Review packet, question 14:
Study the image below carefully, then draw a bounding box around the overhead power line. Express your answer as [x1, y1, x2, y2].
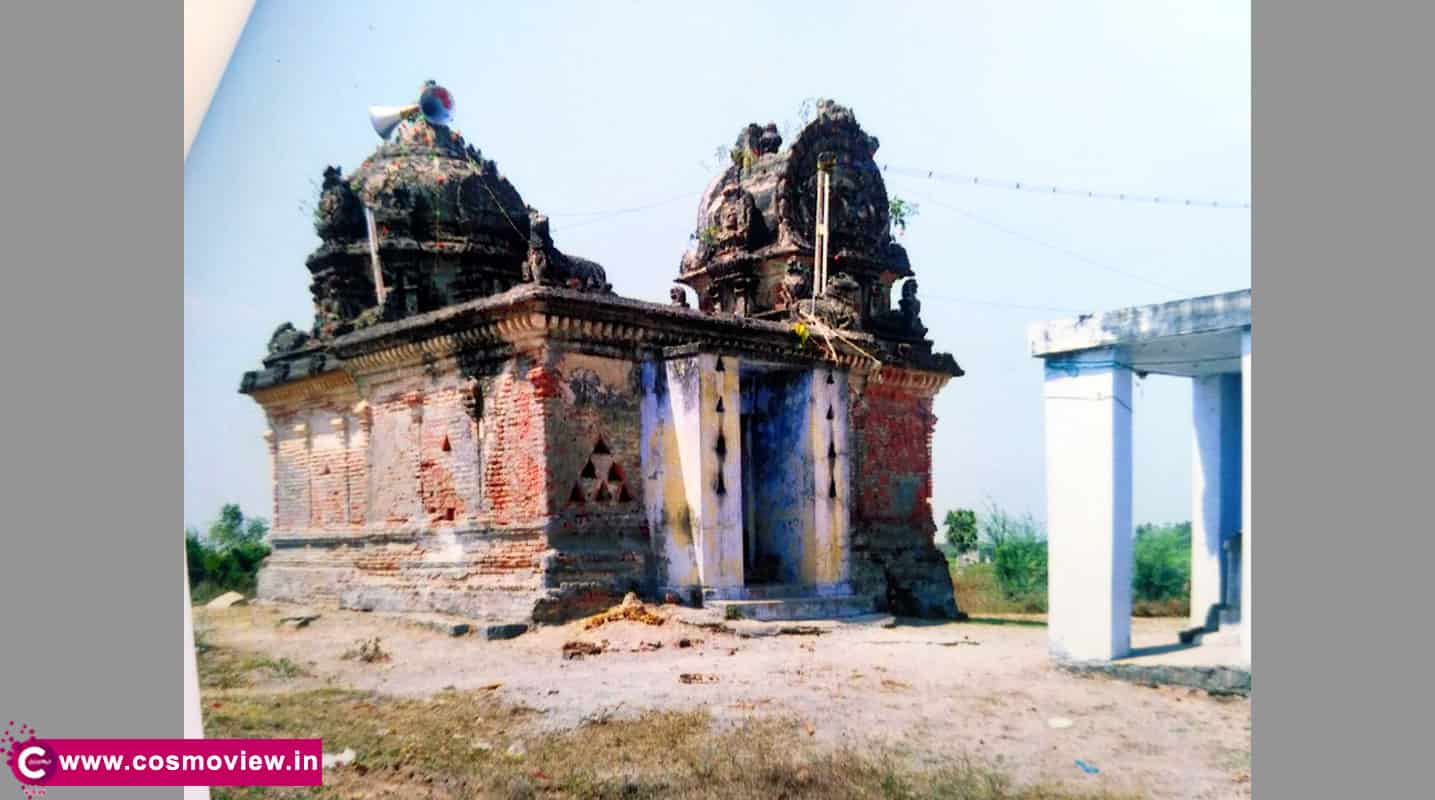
[882, 164, 1250, 210]
[894, 185, 1191, 295]
[920, 293, 1085, 314]
[540, 159, 1248, 236]
[536, 172, 1203, 298]
[548, 192, 702, 232]
[547, 192, 702, 218]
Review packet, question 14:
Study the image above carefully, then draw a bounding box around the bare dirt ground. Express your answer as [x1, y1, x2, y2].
[195, 602, 1250, 800]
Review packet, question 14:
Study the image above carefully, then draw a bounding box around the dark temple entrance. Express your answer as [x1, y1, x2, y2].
[738, 364, 814, 587]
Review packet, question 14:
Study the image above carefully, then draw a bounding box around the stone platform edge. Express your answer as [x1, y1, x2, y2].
[1057, 660, 1251, 697]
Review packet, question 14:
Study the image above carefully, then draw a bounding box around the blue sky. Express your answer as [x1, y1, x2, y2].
[184, 0, 1249, 531]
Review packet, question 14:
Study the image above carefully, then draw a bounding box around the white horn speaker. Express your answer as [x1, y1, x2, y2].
[368, 104, 420, 140]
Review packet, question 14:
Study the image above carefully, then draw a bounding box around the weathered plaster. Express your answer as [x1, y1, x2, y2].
[242, 99, 964, 625]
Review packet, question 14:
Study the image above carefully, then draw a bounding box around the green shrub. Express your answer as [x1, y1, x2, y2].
[185, 505, 271, 605]
[950, 502, 1194, 617]
[951, 562, 1046, 614]
[991, 537, 1048, 609]
[1133, 522, 1191, 614]
[975, 502, 1048, 612]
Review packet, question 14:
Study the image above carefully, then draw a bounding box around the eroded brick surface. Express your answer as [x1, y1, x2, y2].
[244, 100, 963, 626]
[545, 353, 646, 531]
[852, 383, 936, 526]
[483, 363, 548, 526]
[256, 351, 653, 625]
[254, 354, 958, 625]
[849, 381, 959, 619]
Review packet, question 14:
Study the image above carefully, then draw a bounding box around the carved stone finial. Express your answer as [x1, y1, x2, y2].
[682, 99, 912, 321]
[267, 322, 312, 356]
[798, 273, 861, 330]
[731, 121, 782, 169]
[900, 278, 921, 313]
[900, 278, 927, 336]
[757, 123, 782, 155]
[523, 208, 613, 294]
[669, 286, 690, 308]
[699, 285, 720, 315]
[775, 257, 809, 314]
[708, 186, 763, 252]
[871, 277, 928, 340]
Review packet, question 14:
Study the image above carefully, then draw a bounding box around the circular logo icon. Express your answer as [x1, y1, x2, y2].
[10, 739, 58, 785]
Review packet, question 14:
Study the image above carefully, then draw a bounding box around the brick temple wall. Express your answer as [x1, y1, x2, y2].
[254, 343, 956, 623]
[534, 350, 651, 621]
[416, 382, 481, 526]
[483, 357, 549, 527]
[256, 364, 551, 624]
[367, 388, 423, 526]
[848, 380, 959, 618]
[268, 404, 369, 531]
[256, 351, 654, 625]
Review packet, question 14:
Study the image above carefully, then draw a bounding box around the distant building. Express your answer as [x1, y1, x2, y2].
[238, 97, 964, 628]
[1029, 290, 1251, 665]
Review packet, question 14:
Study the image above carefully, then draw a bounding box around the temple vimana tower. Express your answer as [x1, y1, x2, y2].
[240, 87, 965, 628]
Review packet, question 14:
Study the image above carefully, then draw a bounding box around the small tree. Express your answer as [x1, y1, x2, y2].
[185, 527, 211, 589]
[1133, 522, 1192, 604]
[888, 196, 919, 236]
[979, 500, 1048, 609]
[187, 505, 272, 604]
[207, 503, 269, 550]
[943, 508, 979, 553]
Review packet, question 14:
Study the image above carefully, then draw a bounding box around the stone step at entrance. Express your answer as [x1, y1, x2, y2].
[702, 583, 858, 602]
[704, 593, 876, 622]
[1179, 603, 1243, 644]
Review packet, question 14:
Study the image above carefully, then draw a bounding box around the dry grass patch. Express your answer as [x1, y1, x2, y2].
[203, 679, 1141, 799]
[1131, 598, 1188, 618]
[340, 636, 391, 663]
[199, 643, 312, 690]
[951, 563, 1046, 615]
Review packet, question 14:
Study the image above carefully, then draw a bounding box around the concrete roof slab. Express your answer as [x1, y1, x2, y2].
[1029, 290, 1250, 375]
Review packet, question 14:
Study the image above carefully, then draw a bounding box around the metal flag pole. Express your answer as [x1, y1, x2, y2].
[365, 206, 387, 305]
[813, 153, 836, 300]
[361, 81, 455, 308]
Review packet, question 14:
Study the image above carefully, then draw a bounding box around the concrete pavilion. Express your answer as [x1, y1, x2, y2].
[1029, 289, 1251, 667]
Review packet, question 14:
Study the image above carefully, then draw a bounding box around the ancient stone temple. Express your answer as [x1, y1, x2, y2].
[240, 91, 964, 628]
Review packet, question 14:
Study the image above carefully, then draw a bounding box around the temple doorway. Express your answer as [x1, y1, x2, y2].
[738, 364, 814, 587]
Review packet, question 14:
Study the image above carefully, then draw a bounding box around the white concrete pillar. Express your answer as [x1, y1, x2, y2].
[667, 354, 745, 595]
[1241, 330, 1252, 666]
[1044, 348, 1134, 662]
[1190, 373, 1242, 630]
[810, 366, 852, 591]
[706, 355, 745, 591]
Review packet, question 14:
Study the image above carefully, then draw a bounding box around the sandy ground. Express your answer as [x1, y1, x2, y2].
[195, 603, 1251, 800]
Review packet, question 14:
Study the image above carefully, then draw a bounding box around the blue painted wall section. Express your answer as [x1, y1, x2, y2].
[741, 367, 814, 585]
